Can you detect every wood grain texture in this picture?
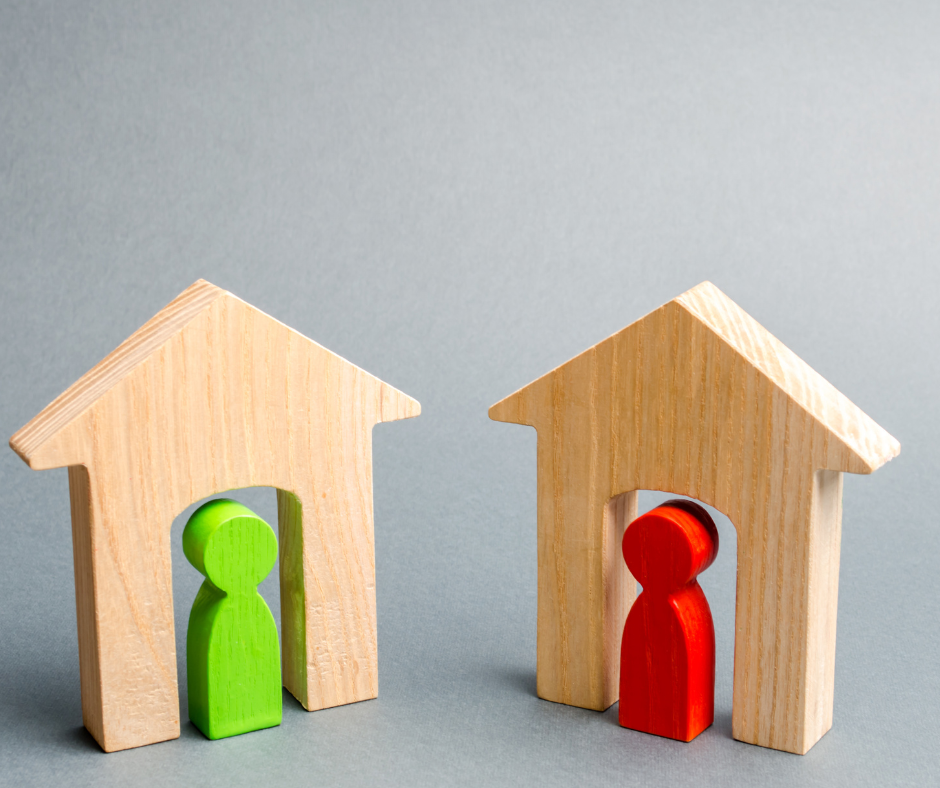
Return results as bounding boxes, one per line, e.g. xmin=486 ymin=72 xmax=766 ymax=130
xmin=489 ymin=281 xmax=899 ymax=754
xmin=10 ymin=280 xmax=420 ymax=752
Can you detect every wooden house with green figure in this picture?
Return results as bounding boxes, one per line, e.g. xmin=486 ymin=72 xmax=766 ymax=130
xmin=9 ymin=279 xmax=420 ymax=752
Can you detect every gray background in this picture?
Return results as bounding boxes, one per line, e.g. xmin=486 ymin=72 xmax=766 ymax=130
xmin=1 ymin=1 xmax=937 ymax=786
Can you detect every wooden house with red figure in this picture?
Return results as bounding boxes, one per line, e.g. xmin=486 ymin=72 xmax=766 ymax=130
xmin=9 ymin=280 xmax=421 ymax=753
xmin=489 ymin=281 xmax=899 ymax=755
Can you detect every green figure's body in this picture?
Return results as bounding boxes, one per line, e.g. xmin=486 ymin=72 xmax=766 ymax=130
xmin=183 ymin=499 xmax=282 ymax=739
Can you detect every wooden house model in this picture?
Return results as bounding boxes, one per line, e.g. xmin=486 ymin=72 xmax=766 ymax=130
xmin=489 ymin=281 xmax=899 ymax=754
xmin=10 ymin=279 xmax=420 ymax=752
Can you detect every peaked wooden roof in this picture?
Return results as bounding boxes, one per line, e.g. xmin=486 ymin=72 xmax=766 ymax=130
xmin=490 ymin=281 xmax=899 ymax=474
xmin=11 ymin=279 xmax=420 ymax=467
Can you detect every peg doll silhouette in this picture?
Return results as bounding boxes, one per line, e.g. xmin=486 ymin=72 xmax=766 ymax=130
xmin=619 ymin=499 xmax=718 ymax=742
xmin=183 ymin=498 xmax=282 ymax=739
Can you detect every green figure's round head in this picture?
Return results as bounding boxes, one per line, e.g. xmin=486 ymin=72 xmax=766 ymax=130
xmin=183 ymin=499 xmax=277 ymax=592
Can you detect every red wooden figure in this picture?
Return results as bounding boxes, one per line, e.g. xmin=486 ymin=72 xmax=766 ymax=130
xmin=619 ymin=500 xmax=719 ymax=742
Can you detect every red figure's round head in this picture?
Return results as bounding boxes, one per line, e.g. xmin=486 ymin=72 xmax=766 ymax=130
xmin=622 ymin=499 xmax=719 ymax=592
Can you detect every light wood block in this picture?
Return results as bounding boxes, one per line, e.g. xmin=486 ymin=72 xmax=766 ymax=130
xmin=10 ymin=279 xmax=420 ymax=752
xmin=489 ymin=281 xmax=899 ymax=754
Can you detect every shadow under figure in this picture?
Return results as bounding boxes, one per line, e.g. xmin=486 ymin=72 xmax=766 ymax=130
xmin=619 ymin=500 xmax=718 ymax=742
xmin=183 ymin=499 xmax=282 ymax=740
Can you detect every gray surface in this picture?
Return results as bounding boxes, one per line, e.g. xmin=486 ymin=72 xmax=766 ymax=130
xmin=1 ymin=1 xmax=938 ymax=785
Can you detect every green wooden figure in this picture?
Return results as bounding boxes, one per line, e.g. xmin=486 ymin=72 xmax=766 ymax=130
xmin=182 ymin=498 xmax=282 ymax=739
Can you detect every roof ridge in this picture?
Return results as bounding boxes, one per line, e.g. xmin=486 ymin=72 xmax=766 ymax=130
xmin=492 ymin=282 xmax=899 ymax=473
xmin=674 ymin=281 xmax=899 ymax=472
xmin=10 ymin=280 xmax=223 ymax=463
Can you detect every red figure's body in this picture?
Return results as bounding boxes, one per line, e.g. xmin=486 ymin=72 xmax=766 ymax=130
xmin=619 ymin=500 xmax=719 ymax=742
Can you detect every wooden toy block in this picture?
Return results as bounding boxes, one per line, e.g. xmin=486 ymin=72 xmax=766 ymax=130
xmin=183 ymin=499 xmax=281 ymax=740
xmin=619 ymin=500 xmax=718 ymax=742
xmin=8 ymin=279 xmax=420 ymax=752
xmin=489 ymin=281 xmax=899 ymax=754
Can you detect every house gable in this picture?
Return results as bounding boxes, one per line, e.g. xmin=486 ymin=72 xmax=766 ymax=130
xmin=490 ymin=282 xmax=898 ymax=477
xmin=11 ymin=280 xmax=420 ymax=472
